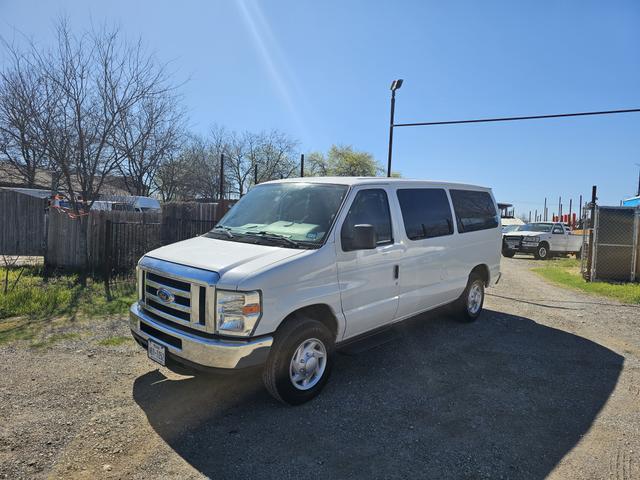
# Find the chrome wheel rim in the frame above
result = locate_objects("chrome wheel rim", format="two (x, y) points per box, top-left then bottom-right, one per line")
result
(289, 338), (327, 391)
(539, 246), (547, 258)
(467, 282), (483, 315)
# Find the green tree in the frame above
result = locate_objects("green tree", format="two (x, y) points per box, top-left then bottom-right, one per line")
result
(307, 145), (384, 177)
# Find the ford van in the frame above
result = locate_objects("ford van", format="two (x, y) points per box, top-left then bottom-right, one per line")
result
(130, 177), (501, 404)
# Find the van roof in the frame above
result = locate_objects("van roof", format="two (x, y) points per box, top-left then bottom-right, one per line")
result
(261, 176), (492, 191)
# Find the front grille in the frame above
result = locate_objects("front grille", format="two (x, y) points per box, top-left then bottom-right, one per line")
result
(505, 235), (523, 246)
(140, 267), (214, 333)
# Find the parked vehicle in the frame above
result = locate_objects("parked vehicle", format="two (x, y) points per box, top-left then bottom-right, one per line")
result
(91, 200), (136, 212)
(502, 222), (583, 259)
(129, 178), (502, 404)
(99, 195), (161, 212)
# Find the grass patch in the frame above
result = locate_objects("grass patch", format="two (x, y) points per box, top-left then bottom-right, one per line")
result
(0, 266), (136, 345)
(98, 335), (131, 347)
(532, 258), (640, 304)
(0, 266), (135, 319)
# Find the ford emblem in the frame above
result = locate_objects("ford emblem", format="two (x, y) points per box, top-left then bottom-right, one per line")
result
(157, 288), (175, 304)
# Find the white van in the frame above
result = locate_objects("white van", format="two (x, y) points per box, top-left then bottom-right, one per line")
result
(130, 177), (501, 404)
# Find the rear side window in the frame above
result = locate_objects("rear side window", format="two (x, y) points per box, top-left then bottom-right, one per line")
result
(341, 189), (393, 249)
(449, 189), (499, 233)
(396, 189), (453, 240)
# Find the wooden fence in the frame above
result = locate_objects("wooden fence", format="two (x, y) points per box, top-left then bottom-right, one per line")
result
(0, 189), (48, 256)
(45, 209), (161, 271)
(44, 201), (231, 273)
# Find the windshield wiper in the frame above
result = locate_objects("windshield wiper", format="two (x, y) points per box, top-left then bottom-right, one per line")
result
(243, 231), (302, 248)
(210, 226), (234, 238)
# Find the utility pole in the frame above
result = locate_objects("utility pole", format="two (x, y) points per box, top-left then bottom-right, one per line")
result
(254, 164), (258, 185)
(558, 196), (562, 221)
(543, 198), (547, 221)
(569, 198), (573, 227)
(300, 154), (305, 178)
(387, 79), (403, 177)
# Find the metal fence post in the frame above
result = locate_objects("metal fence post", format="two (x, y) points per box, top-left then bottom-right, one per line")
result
(631, 209), (639, 282)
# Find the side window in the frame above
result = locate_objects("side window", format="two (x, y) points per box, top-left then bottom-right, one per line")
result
(552, 225), (564, 234)
(449, 189), (499, 233)
(396, 188), (453, 240)
(341, 189), (393, 250)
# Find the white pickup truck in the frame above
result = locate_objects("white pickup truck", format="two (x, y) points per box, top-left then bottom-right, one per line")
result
(502, 222), (582, 260)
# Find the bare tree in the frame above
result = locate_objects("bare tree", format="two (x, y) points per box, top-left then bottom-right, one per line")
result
(6, 20), (182, 273)
(154, 133), (221, 202)
(225, 129), (297, 196)
(0, 46), (50, 187)
(113, 89), (185, 196)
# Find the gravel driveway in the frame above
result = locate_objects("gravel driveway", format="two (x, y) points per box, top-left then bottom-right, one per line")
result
(1, 257), (639, 479)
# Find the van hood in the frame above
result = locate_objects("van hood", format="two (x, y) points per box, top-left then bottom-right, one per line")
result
(144, 235), (307, 280)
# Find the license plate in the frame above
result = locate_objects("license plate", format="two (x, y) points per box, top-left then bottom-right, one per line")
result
(148, 340), (166, 366)
(507, 241), (518, 248)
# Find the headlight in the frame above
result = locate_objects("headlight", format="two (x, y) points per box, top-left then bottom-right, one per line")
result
(216, 290), (262, 336)
(524, 236), (540, 243)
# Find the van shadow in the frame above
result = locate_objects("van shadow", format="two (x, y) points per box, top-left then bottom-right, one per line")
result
(132, 309), (623, 479)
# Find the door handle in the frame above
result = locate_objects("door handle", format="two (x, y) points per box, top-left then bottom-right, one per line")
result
(393, 265), (399, 279)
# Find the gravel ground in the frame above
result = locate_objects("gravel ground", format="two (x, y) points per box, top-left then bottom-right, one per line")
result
(1, 257), (639, 480)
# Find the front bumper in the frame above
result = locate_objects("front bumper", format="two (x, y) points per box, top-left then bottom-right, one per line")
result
(129, 302), (273, 369)
(503, 239), (539, 253)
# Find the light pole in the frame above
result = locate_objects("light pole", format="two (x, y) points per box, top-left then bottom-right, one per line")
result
(387, 79), (403, 177)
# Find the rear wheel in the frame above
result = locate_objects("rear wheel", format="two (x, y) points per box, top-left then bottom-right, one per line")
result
(262, 317), (334, 405)
(453, 273), (485, 322)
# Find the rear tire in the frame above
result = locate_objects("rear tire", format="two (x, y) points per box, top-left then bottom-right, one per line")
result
(452, 273), (485, 322)
(262, 317), (334, 405)
(575, 248), (582, 260)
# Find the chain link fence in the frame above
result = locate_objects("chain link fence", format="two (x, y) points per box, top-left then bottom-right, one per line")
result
(581, 204), (640, 282)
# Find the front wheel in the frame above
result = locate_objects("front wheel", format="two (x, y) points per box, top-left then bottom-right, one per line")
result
(534, 243), (550, 260)
(502, 248), (516, 258)
(263, 317), (334, 405)
(453, 273), (485, 322)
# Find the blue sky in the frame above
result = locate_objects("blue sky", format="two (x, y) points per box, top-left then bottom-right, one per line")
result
(1, 0), (639, 217)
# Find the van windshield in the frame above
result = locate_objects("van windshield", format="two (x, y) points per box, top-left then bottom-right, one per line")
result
(212, 183), (349, 247)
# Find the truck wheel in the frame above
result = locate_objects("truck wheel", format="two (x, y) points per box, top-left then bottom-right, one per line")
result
(262, 317), (334, 405)
(575, 248), (582, 260)
(453, 273), (485, 322)
(501, 248), (515, 258)
(534, 243), (550, 260)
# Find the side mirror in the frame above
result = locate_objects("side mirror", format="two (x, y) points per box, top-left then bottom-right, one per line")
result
(351, 224), (377, 250)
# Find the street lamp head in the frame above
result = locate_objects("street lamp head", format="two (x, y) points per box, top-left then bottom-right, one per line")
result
(390, 79), (403, 91)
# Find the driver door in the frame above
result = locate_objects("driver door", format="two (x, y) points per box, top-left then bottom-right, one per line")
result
(335, 188), (403, 339)
(552, 224), (567, 251)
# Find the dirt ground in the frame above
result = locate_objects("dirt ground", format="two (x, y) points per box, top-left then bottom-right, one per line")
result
(1, 257), (639, 480)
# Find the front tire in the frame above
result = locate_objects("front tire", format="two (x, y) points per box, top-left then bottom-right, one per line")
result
(262, 317), (334, 405)
(453, 273), (485, 322)
(534, 243), (550, 260)
(502, 248), (516, 258)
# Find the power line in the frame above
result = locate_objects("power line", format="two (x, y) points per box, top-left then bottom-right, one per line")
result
(393, 108), (640, 128)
